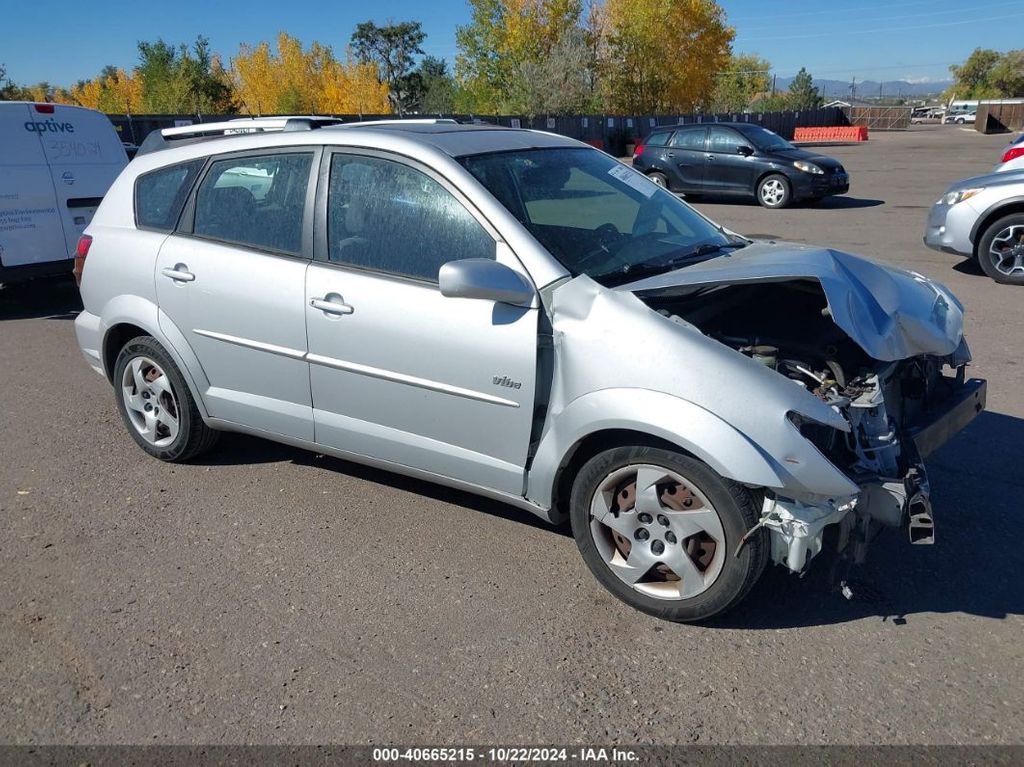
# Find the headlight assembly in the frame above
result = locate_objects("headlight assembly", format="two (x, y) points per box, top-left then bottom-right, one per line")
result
(793, 160), (824, 175)
(939, 187), (984, 205)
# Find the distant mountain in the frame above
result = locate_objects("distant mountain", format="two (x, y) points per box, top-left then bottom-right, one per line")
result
(773, 76), (952, 99)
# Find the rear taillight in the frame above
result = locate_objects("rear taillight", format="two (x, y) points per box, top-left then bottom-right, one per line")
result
(73, 235), (92, 286)
(33, 103), (55, 113)
(634, 144), (645, 157)
(1001, 146), (1024, 164)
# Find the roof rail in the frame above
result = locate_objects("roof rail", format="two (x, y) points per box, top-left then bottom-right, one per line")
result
(136, 116), (344, 156)
(336, 118), (459, 128)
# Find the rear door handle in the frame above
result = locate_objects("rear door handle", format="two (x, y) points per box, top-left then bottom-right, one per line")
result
(310, 296), (354, 316)
(705, 154), (715, 160)
(161, 265), (195, 282)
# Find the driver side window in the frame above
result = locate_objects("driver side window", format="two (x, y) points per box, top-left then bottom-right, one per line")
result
(327, 154), (496, 282)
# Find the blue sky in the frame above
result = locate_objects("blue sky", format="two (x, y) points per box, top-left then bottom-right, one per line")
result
(3, 0), (1023, 86)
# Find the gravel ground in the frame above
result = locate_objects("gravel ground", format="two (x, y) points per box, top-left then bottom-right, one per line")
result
(1, 125), (1022, 746)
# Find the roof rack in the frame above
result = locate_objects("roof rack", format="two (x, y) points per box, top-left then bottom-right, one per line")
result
(136, 116), (344, 156)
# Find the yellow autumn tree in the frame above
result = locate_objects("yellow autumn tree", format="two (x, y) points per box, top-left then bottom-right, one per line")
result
(69, 78), (104, 109)
(601, 0), (733, 113)
(232, 33), (389, 115)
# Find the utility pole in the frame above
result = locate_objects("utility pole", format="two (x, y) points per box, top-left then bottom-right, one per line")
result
(850, 76), (857, 102)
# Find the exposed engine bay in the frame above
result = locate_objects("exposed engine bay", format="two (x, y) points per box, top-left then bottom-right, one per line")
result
(641, 279), (976, 579)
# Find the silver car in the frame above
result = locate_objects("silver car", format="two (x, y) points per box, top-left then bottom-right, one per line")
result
(924, 168), (1024, 284)
(74, 120), (985, 622)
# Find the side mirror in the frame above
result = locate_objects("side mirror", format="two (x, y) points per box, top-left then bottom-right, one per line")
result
(737, 145), (754, 156)
(439, 259), (535, 306)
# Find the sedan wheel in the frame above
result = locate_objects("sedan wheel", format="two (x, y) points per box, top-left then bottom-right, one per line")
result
(648, 171), (669, 188)
(570, 446), (767, 622)
(978, 213), (1024, 285)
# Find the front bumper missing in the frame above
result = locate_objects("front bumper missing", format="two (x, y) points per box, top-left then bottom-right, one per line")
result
(764, 377), (985, 572)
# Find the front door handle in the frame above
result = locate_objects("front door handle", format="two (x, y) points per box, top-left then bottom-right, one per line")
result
(310, 295), (354, 316)
(161, 265), (195, 282)
(705, 153), (715, 160)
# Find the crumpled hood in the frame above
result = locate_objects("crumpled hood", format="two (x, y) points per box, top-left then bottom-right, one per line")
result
(618, 241), (965, 361)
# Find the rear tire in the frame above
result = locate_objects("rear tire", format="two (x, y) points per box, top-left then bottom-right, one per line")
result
(976, 213), (1024, 285)
(569, 446), (768, 623)
(113, 336), (219, 462)
(756, 174), (791, 208)
(647, 171), (669, 189)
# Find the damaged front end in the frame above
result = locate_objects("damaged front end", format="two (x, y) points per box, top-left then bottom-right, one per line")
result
(627, 244), (986, 576)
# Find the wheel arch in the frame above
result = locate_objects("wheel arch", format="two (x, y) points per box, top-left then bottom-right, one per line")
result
(526, 389), (787, 524)
(99, 298), (211, 420)
(969, 198), (1024, 250)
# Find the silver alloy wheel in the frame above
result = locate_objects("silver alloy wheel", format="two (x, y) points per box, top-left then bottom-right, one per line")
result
(121, 356), (180, 447)
(650, 174), (666, 187)
(760, 178), (786, 206)
(988, 224), (1024, 277)
(589, 464), (726, 599)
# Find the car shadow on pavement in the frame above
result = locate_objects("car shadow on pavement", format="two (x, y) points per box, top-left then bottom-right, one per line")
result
(0, 275), (82, 321)
(709, 410), (1024, 629)
(693, 195), (884, 209)
(198, 432), (570, 536)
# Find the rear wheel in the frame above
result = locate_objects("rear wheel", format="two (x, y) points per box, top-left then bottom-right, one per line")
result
(113, 336), (219, 461)
(757, 174), (791, 208)
(647, 171), (669, 189)
(977, 213), (1024, 285)
(570, 446), (767, 622)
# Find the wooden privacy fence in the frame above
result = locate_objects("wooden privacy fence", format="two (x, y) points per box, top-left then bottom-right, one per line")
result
(845, 106), (911, 131)
(978, 102), (1024, 133)
(108, 107), (848, 155)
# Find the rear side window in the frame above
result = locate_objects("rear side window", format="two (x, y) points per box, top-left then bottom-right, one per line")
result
(644, 131), (671, 147)
(669, 128), (706, 150)
(135, 159), (203, 232)
(193, 152), (312, 255)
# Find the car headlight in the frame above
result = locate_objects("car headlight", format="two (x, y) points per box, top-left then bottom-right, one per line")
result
(939, 187), (984, 205)
(793, 160), (824, 175)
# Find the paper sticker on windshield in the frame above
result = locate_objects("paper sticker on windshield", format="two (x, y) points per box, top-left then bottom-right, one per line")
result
(608, 164), (657, 198)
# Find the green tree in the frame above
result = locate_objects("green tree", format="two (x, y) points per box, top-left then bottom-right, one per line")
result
(712, 53), (771, 112)
(0, 63), (27, 100)
(786, 67), (821, 110)
(413, 56), (456, 113)
(948, 48), (1001, 99)
(137, 37), (234, 114)
(351, 21), (425, 115)
(989, 50), (1024, 97)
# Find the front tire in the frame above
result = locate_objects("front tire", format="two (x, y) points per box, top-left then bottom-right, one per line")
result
(757, 174), (791, 208)
(113, 336), (219, 461)
(570, 446), (767, 622)
(976, 213), (1024, 285)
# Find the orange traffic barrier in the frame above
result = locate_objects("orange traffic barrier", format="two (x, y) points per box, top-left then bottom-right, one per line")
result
(793, 126), (868, 142)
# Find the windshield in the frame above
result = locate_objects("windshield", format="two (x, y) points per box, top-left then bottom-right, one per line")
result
(460, 148), (740, 286)
(743, 126), (795, 152)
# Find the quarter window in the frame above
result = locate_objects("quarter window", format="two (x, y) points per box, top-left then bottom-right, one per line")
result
(193, 153), (312, 255)
(644, 131), (671, 147)
(327, 154), (495, 282)
(135, 159), (203, 232)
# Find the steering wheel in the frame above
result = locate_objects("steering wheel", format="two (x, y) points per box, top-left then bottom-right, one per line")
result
(575, 223), (626, 269)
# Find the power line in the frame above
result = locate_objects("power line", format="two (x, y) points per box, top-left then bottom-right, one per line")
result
(743, 11), (1024, 41)
(736, 0), (1022, 29)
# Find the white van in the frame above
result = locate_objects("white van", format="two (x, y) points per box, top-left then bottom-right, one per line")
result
(0, 102), (127, 283)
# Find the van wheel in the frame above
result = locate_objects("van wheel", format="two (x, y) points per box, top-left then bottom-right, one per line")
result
(570, 446), (767, 622)
(977, 213), (1024, 285)
(113, 336), (219, 461)
(757, 174), (791, 208)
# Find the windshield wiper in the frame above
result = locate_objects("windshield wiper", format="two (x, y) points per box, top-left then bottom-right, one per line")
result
(596, 241), (745, 285)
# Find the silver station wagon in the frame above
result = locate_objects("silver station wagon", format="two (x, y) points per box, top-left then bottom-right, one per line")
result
(74, 119), (985, 621)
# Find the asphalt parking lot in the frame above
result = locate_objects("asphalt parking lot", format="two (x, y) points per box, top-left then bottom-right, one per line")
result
(1, 125), (1022, 746)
